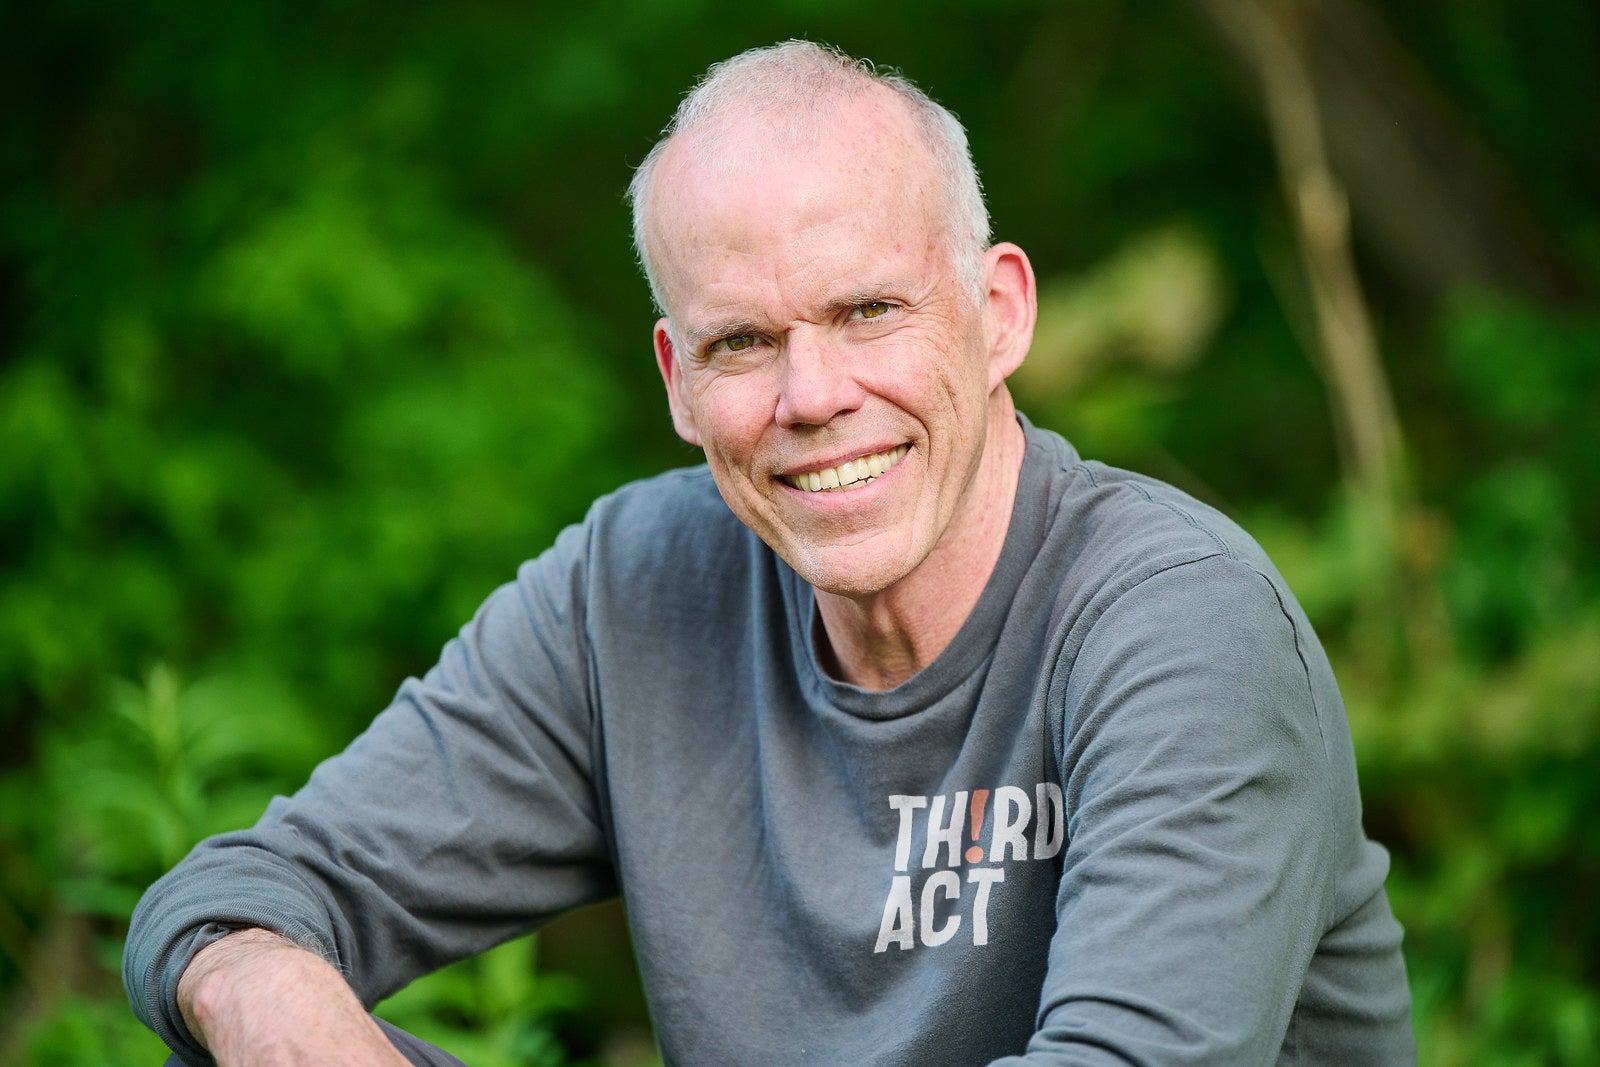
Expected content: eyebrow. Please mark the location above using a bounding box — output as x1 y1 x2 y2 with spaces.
682 317 764 353
679 286 907 353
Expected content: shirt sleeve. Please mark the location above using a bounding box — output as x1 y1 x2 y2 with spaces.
122 521 617 1064
993 555 1374 1065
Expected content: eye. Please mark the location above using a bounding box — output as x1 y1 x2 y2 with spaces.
711 334 758 354
856 301 894 320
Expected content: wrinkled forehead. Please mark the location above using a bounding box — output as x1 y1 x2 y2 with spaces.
644 92 946 306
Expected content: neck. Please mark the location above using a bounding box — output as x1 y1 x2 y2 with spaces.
814 400 1026 690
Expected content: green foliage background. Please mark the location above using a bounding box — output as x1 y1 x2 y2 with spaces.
3 1 1596 1063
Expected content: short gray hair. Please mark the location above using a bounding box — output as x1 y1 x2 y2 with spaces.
627 41 991 315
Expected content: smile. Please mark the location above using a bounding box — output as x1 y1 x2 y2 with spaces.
782 445 909 493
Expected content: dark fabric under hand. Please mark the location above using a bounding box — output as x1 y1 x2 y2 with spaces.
159 1016 468 1067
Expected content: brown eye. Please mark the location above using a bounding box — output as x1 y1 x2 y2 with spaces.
716 335 756 353
858 301 891 319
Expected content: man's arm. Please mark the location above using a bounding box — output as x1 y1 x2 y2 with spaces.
126 525 617 1061
176 929 409 1066
997 556 1410 1063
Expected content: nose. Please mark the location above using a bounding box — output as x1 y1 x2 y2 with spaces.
773 328 864 428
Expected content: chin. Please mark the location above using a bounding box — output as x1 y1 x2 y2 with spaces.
785 548 912 600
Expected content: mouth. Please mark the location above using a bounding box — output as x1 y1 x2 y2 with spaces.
781 444 909 493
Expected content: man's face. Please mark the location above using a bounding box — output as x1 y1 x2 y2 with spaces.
647 92 1021 599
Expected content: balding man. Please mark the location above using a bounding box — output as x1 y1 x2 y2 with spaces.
127 42 1415 1065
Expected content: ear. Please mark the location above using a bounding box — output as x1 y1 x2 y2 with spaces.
653 317 703 446
980 242 1037 391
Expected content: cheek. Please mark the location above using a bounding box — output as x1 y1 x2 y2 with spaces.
692 378 769 459
873 347 977 421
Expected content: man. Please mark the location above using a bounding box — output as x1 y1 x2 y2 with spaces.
126 41 1415 1065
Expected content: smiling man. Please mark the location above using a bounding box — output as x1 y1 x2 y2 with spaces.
641 71 1033 689
126 42 1415 1065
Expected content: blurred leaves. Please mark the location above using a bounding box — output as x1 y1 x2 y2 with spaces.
1023 223 1229 394
375 936 595 1067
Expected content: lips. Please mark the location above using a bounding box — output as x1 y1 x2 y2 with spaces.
781 445 909 493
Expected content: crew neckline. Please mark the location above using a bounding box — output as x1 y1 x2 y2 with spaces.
784 415 1069 720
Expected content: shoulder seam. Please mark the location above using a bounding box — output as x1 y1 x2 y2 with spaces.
1071 461 1237 561
1123 479 1236 560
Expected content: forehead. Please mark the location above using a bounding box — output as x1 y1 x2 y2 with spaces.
647 92 948 317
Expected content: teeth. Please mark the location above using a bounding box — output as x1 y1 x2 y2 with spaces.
784 445 908 493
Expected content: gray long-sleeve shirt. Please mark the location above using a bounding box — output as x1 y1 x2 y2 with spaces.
126 420 1415 1064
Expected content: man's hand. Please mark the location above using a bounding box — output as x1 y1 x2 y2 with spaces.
177 928 411 1066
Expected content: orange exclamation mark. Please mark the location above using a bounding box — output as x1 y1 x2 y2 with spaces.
965 789 990 864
